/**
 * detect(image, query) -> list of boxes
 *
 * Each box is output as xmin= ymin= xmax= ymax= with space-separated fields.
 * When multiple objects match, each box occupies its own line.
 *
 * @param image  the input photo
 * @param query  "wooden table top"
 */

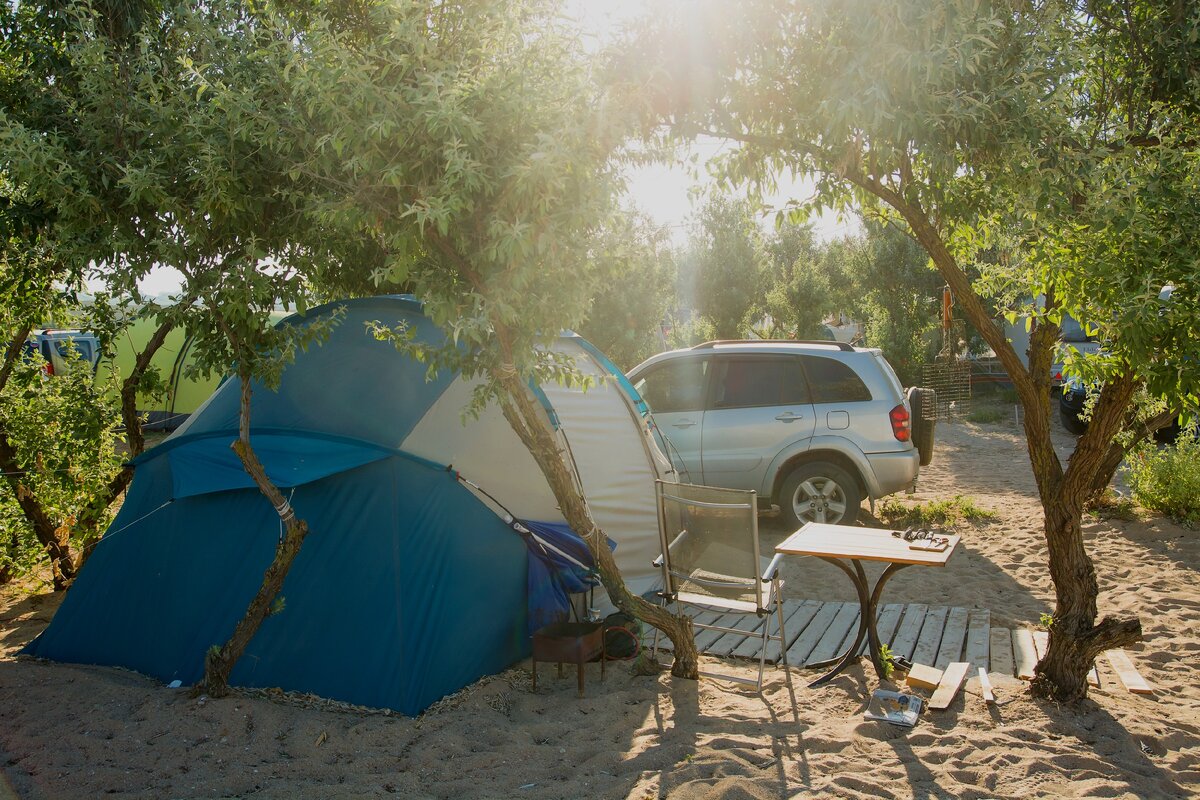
xmin=775 ymin=522 xmax=960 ymax=567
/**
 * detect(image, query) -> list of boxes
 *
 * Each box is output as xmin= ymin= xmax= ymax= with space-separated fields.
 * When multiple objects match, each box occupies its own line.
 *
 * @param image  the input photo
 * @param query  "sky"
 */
xmin=571 ymin=0 xmax=859 ymax=246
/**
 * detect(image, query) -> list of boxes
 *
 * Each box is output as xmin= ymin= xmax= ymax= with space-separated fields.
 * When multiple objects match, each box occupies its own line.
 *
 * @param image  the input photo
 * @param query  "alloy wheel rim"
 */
xmin=792 ymin=477 xmax=847 ymax=524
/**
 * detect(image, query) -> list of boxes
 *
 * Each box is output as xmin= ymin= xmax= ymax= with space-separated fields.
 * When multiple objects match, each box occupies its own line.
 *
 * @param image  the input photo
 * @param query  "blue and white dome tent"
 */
xmin=24 ymin=296 xmax=676 ymax=715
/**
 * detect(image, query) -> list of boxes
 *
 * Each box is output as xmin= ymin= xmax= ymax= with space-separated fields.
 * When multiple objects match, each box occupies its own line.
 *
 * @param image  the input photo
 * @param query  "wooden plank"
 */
xmin=935 ymin=607 xmax=970 ymax=669
xmin=905 ymin=663 xmax=943 ymax=691
xmin=743 ymin=598 xmax=823 ymax=664
xmin=962 ymin=610 xmax=991 ymax=671
xmin=1105 ymin=649 xmax=1154 ymax=695
xmin=652 ymin=609 xmax=722 ymax=653
xmin=978 ymin=668 xmax=995 ymax=703
xmin=911 ymin=606 xmax=949 ymax=667
xmin=1033 ymin=630 xmax=1049 ymax=660
xmin=705 ymin=612 xmax=766 ymax=658
xmin=929 ymin=661 xmax=971 ymax=710
xmin=989 ymin=628 xmax=1015 ymax=677
xmin=691 ymin=609 xmax=734 ymax=652
xmin=858 ymin=603 xmax=904 ymax=656
xmin=1012 ymin=629 xmax=1038 ymax=680
xmin=806 ymin=602 xmax=861 ymax=665
xmin=888 ymin=603 xmax=928 ymax=662
xmin=784 ymin=601 xmax=843 ymax=666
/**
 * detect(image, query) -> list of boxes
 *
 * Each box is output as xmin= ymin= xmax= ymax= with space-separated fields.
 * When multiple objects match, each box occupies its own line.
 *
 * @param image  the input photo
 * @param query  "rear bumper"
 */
xmin=864 ymin=449 xmax=920 ymax=498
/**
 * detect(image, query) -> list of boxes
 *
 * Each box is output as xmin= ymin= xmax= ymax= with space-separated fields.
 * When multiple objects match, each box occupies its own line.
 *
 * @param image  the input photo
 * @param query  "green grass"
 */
xmin=879 ymin=494 xmax=999 ymax=528
xmin=966 ymin=407 xmax=1007 ymax=425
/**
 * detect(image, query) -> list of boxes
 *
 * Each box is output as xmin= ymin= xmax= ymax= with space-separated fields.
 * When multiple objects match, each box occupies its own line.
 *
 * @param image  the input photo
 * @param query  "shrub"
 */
xmin=1127 ymin=437 xmax=1200 ymax=526
xmin=878 ymin=495 xmax=998 ymax=527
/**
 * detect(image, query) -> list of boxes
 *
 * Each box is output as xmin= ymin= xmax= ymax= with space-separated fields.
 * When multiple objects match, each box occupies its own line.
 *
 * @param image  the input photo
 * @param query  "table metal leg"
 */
xmin=807 ymin=558 xmax=910 ymax=687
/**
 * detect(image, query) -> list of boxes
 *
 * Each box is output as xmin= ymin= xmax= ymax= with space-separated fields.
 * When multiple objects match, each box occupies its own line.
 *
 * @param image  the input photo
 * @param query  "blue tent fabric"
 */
xmin=160 ymin=432 xmax=395 ymax=499
xmin=179 ymin=297 xmax=459 ymax=449
xmin=22 ymin=295 xmax=647 ymax=716
xmin=514 ymin=520 xmax=611 ymax=633
xmin=24 ymin=452 xmax=529 ymax=715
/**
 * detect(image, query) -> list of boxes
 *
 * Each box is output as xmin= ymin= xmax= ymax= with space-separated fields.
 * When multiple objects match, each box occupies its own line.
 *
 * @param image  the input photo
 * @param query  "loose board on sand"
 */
xmin=1105 ymin=649 xmax=1154 ymax=695
xmin=978 ymin=668 xmax=995 ymax=703
xmin=905 ymin=662 xmax=943 ymax=691
xmin=1033 ymin=630 xmax=1049 ymax=659
xmin=929 ymin=661 xmax=971 ymax=710
xmin=989 ymin=628 xmax=1015 ymax=677
xmin=1012 ymin=629 xmax=1038 ymax=680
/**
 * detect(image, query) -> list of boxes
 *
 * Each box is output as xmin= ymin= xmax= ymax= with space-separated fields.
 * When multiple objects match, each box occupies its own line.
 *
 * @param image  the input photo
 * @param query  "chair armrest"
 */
xmin=761 ymin=552 xmax=785 ymax=583
xmin=653 ymin=528 xmax=689 ymax=570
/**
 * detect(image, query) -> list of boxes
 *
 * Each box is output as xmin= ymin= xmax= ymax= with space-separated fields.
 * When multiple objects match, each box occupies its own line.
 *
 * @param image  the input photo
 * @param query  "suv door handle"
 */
xmin=672 ymin=419 xmax=698 ymax=428
xmin=774 ymin=412 xmax=803 ymax=422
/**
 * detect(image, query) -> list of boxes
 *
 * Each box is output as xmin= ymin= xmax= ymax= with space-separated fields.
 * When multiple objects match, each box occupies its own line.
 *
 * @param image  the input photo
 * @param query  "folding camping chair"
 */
xmin=651 ymin=481 xmax=788 ymax=690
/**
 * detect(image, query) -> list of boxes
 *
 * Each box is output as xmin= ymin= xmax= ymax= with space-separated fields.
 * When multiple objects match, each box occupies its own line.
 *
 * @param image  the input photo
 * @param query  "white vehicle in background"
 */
xmin=629 ymin=340 xmax=936 ymax=528
xmin=22 ymin=329 xmax=101 ymax=375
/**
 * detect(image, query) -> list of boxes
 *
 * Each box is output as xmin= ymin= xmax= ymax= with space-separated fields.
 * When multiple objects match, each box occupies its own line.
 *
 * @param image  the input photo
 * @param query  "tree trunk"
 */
xmin=74 ymin=316 xmax=178 ymax=560
xmin=1029 ymin=374 xmax=1143 ymax=700
xmin=0 ymin=324 xmax=78 ymax=589
xmin=834 ymin=168 xmax=1144 ymax=700
xmin=490 ymin=356 xmax=700 ymax=679
xmin=197 ymin=372 xmax=311 ymax=697
xmin=0 ymin=432 xmax=78 ymax=590
xmin=1034 ymin=498 xmax=1141 ymax=700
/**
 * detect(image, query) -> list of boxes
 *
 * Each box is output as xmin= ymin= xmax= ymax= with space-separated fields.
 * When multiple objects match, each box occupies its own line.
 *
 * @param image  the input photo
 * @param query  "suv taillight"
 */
xmin=889 ymin=404 xmax=911 ymax=442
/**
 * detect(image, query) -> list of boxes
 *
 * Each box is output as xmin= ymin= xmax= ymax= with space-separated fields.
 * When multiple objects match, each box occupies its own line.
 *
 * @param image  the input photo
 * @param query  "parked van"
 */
xmin=22 ymin=329 xmax=101 ymax=375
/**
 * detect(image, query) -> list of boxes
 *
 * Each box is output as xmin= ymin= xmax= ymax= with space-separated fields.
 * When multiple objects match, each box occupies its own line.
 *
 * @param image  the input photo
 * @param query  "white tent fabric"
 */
xmin=401 ymin=338 xmax=676 ymax=599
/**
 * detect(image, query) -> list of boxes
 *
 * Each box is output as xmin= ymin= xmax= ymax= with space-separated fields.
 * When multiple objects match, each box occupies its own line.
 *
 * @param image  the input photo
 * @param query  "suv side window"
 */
xmin=635 ymin=357 xmax=709 ymax=413
xmin=803 ymin=355 xmax=872 ymax=403
xmin=712 ymin=356 xmax=811 ymax=409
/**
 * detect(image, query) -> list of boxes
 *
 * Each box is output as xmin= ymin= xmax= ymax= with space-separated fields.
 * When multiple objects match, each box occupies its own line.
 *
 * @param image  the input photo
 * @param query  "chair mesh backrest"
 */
xmin=656 ymin=481 xmax=762 ymax=607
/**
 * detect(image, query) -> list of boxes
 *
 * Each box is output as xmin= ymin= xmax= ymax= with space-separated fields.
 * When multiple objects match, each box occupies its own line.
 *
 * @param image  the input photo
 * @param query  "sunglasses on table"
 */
xmin=891 ymin=527 xmax=951 ymax=549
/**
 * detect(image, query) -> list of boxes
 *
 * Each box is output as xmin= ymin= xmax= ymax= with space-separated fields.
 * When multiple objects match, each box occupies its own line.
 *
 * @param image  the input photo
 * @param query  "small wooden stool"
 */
xmin=531 ymin=622 xmax=605 ymax=697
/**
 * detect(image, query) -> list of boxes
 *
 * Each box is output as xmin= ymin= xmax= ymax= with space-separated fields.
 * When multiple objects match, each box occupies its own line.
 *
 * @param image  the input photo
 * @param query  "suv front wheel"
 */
xmin=779 ymin=462 xmax=862 ymax=528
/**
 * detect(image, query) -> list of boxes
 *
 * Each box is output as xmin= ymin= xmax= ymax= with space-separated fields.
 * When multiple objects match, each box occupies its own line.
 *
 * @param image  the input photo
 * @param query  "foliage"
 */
xmin=0 ymin=331 xmax=124 ymax=578
xmin=845 ymin=221 xmax=944 ymax=386
xmin=619 ymin=0 xmax=1200 ymax=698
xmin=575 ymin=213 xmax=676 ymax=371
xmin=1127 ymin=438 xmax=1200 ymax=527
xmin=1084 ymin=488 xmax=1138 ymax=522
xmin=1040 ymin=613 xmax=1056 ymax=630
xmin=878 ymin=643 xmax=896 ymax=681
xmin=682 ymin=194 xmax=766 ymax=340
xmin=751 ymin=221 xmax=831 ymax=340
xmin=878 ymin=495 xmax=998 ymax=528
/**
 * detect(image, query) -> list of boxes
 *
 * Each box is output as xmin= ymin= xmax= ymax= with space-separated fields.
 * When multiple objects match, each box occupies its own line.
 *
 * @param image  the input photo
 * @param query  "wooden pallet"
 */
xmin=645 ymin=599 xmax=986 ymax=670
xmin=643 ymin=603 xmax=1154 ymax=697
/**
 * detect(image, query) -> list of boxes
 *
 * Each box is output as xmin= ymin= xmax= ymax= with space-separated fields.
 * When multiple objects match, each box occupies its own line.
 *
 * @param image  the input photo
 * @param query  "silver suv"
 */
xmin=629 ymin=340 xmax=935 ymax=527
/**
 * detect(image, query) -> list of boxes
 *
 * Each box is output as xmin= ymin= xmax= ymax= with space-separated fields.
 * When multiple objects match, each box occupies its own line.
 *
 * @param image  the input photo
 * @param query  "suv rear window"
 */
xmin=803 ymin=355 xmax=872 ymax=403
xmin=712 ymin=356 xmax=810 ymax=409
xmin=635 ymin=358 xmax=709 ymax=413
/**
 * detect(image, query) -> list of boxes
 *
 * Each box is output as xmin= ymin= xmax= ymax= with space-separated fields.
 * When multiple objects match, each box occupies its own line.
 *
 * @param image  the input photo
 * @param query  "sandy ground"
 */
xmin=1 ymin=417 xmax=1198 ymax=799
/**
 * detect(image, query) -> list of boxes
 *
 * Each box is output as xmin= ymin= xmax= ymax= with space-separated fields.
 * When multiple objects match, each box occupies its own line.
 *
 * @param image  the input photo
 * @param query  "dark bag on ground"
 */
xmin=602 ymin=612 xmax=641 ymax=660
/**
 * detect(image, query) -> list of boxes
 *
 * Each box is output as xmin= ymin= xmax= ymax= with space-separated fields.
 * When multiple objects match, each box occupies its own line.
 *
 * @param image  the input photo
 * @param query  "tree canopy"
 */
xmin=618 ymin=0 xmax=1199 ymax=700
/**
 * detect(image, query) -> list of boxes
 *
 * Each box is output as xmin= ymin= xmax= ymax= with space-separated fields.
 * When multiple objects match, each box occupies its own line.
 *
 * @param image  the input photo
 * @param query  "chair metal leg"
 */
xmin=757 ymin=612 xmax=769 ymax=691
xmin=775 ymin=578 xmax=789 ymax=667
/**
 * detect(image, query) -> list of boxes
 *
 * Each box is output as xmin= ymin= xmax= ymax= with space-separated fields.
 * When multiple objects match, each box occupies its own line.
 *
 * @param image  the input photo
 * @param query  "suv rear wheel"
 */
xmin=779 ymin=462 xmax=861 ymax=528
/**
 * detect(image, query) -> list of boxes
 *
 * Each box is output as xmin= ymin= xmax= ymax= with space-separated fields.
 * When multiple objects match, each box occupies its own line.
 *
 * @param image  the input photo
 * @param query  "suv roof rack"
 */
xmin=690 ymin=339 xmax=855 ymax=353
